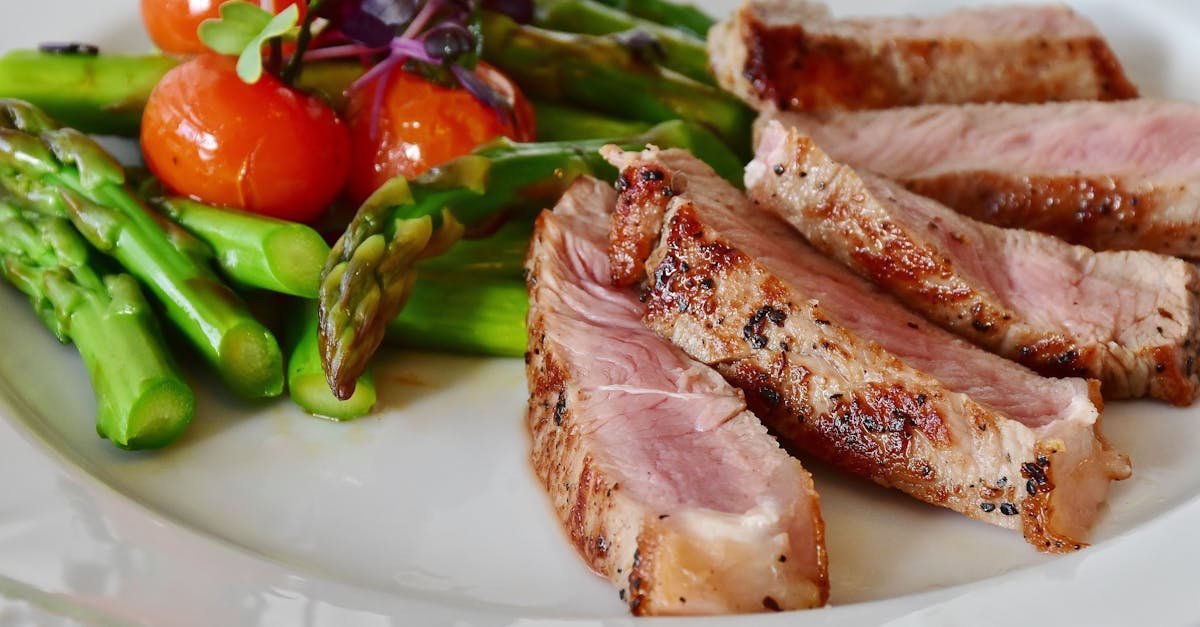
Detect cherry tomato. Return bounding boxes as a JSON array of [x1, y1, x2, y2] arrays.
[[141, 0, 307, 56], [344, 62, 536, 204], [141, 54, 350, 222]]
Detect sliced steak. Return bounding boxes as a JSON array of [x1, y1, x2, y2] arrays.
[[525, 177, 827, 615], [709, 0, 1137, 112], [746, 122, 1200, 405], [603, 146, 1130, 552], [761, 100, 1200, 257]]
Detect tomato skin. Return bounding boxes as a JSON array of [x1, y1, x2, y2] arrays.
[[141, 0, 306, 56], [141, 54, 349, 222], [344, 63, 536, 204]]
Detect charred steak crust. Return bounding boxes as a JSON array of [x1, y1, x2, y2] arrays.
[[747, 125, 1200, 404], [904, 173, 1200, 257], [609, 164, 682, 286], [526, 180, 829, 615], [758, 100, 1200, 258], [526, 216, 639, 599], [645, 203, 1028, 533], [608, 147, 1130, 552], [711, 0, 1137, 112]]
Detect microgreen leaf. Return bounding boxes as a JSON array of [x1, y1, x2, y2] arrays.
[[198, 2, 274, 54], [198, 1, 301, 83]]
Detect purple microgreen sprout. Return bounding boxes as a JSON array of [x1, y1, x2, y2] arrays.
[[302, 0, 532, 134]]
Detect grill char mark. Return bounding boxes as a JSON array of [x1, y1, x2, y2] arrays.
[[729, 1, 1137, 111]]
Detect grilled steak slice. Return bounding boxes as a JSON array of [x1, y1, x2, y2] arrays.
[[603, 146, 1130, 552], [746, 122, 1200, 405], [709, 0, 1137, 112], [525, 177, 827, 615], [761, 100, 1200, 257]]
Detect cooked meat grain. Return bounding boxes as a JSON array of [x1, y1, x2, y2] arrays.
[[604, 146, 1130, 552], [746, 121, 1200, 405], [525, 177, 827, 615], [761, 100, 1200, 257], [709, 0, 1136, 111]]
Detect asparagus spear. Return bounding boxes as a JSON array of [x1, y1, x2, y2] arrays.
[[0, 50, 176, 136], [0, 99, 284, 399], [289, 303, 377, 420], [533, 102, 651, 142], [590, 0, 716, 38], [533, 0, 715, 85], [480, 12, 753, 153], [0, 202, 195, 449], [0, 51, 363, 136], [414, 217, 532, 279], [154, 196, 330, 298], [319, 120, 741, 398], [389, 220, 531, 356], [388, 273, 527, 358]]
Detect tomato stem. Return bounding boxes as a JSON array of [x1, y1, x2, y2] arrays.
[[268, 38, 283, 76], [280, 0, 328, 85]]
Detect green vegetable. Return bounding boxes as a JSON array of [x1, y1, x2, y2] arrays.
[[288, 302, 377, 420], [0, 99, 284, 399], [481, 12, 752, 153], [0, 52, 364, 136], [318, 119, 741, 398], [154, 196, 330, 298], [0, 202, 195, 449], [0, 51, 176, 136], [416, 218, 532, 279], [198, 1, 301, 83], [392, 222, 532, 356], [591, 0, 716, 38], [388, 273, 528, 358], [533, 101, 652, 141], [533, 0, 714, 85]]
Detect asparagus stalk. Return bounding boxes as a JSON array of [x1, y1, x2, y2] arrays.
[[0, 50, 176, 136], [289, 303, 377, 420], [0, 51, 363, 136], [533, 0, 714, 85], [590, 0, 716, 38], [533, 102, 651, 142], [480, 12, 753, 153], [0, 99, 284, 399], [154, 196, 330, 298], [319, 120, 740, 398], [414, 218, 532, 279], [0, 202, 195, 449], [389, 221, 531, 356], [388, 273, 528, 358]]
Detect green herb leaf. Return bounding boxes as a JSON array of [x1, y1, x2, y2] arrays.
[[197, 1, 300, 84]]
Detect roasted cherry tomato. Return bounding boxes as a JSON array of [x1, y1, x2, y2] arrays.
[[141, 54, 349, 222], [344, 62, 536, 204], [141, 0, 307, 56]]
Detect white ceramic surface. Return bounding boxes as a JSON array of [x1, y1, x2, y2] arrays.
[[2, 1, 1199, 625]]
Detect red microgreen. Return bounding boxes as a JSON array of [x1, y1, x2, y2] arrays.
[[306, 0, 533, 132]]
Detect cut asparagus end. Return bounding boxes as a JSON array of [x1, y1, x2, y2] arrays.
[[288, 302, 376, 419], [262, 225, 331, 298], [219, 322, 285, 399], [288, 369, 377, 421], [100, 376, 196, 449]]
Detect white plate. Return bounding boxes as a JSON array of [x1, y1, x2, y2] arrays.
[[2, 1, 1200, 625]]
